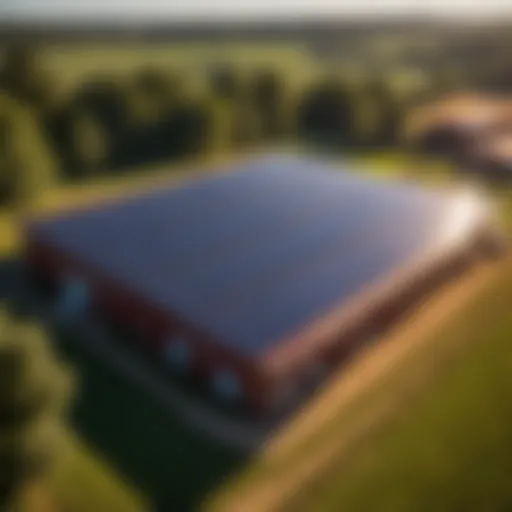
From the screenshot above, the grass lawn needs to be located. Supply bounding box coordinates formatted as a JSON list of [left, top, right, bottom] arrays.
[[286, 258, 512, 512], [53, 338, 245, 512], [47, 434, 150, 512]]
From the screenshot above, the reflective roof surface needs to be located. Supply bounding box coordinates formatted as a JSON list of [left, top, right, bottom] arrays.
[[31, 155, 467, 355]]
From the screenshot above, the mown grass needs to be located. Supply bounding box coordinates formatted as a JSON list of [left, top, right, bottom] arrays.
[[54, 336, 244, 512], [48, 434, 150, 512], [288, 259, 512, 512]]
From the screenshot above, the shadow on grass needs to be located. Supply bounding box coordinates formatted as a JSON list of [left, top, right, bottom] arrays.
[[57, 341, 248, 512], [0, 257, 248, 512], [0, 248, 489, 512]]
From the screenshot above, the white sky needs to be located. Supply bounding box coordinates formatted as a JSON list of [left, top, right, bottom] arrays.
[[1, 0, 512, 22]]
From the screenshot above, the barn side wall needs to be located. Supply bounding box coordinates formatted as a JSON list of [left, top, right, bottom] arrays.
[[23, 234, 270, 414], [263, 240, 476, 392]]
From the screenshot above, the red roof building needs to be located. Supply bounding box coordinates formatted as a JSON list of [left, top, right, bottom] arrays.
[[23, 155, 502, 415]]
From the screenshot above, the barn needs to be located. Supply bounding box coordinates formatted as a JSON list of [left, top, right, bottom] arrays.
[[405, 93, 511, 161], [22, 155, 504, 416], [467, 132, 512, 184]]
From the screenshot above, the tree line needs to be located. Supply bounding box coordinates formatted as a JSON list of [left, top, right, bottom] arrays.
[[0, 308, 73, 512], [0, 42, 441, 209]]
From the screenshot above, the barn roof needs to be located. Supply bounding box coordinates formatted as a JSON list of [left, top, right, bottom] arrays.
[[28, 155, 477, 356]]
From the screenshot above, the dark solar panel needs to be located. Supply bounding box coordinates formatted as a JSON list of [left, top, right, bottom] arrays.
[[31, 155, 461, 355]]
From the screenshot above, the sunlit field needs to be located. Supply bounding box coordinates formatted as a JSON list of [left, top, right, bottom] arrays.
[[39, 43, 317, 97]]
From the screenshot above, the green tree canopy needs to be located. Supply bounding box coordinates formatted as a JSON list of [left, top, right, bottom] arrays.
[[250, 68, 290, 141], [0, 93, 59, 210], [208, 64, 245, 102], [0, 312, 74, 510], [297, 75, 355, 149], [0, 42, 56, 112]]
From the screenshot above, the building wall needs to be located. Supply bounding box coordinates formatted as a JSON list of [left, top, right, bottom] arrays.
[[264, 241, 474, 390], [24, 231, 477, 417], [24, 235, 271, 414]]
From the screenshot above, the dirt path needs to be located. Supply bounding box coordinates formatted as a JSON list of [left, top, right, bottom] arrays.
[[214, 260, 503, 512], [24, 481, 59, 512]]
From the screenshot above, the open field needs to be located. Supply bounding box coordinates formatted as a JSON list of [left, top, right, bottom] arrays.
[[38, 43, 315, 97], [54, 336, 244, 512], [47, 434, 150, 512], [285, 257, 512, 512]]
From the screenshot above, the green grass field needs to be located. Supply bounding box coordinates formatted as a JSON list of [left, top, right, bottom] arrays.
[[54, 336, 244, 512], [48, 433, 150, 512], [38, 42, 315, 99], [286, 258, 512, 512]]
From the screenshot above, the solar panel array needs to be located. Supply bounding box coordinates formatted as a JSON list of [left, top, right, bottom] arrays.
[[31, 156, 458, 355]]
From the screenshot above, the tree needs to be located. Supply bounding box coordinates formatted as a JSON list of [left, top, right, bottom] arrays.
[[0, 42, 55, 112], [133, 68, 179, 110], [0, 312, 74, 511], [208, 64, 244, 102], [360, 75, 418, 148], [124, 69, 176, 128], [68, 109, 111, 179], [62, 78, 135, 173], [297, 76, 355, 149], [0, 94, 59, 210], [250, 69, 289, 141]]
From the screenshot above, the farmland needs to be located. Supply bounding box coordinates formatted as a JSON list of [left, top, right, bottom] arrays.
[[286, 256, 512, 512], [11, 148, 510, 512], [38, 43, 314, 95], [3, 27, 512, 512]]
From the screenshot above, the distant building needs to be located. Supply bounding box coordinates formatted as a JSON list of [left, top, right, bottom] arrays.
[[23, 155, 504, 416], [405, 93, 512, 161], [466, 131, 512, 183]]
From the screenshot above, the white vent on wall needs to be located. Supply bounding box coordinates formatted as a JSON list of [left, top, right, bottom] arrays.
[[57, 275, 90, 321], [211, 369, 242, 403], [164, 338, 190, 370]]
